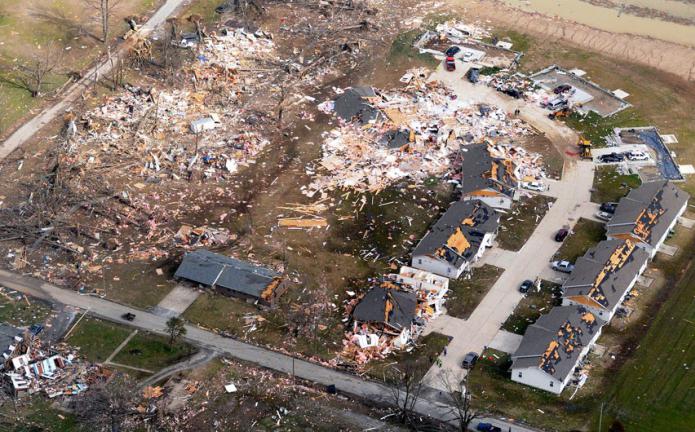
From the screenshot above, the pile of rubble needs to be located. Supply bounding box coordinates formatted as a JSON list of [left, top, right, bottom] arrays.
[[303, 71, 535, 198], [2, 328, 108, 399], [340, 266, 449, 366]]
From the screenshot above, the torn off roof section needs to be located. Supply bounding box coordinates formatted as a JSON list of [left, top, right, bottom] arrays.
[[352, 283, 417, 330], [459, 143, 519, 197], [607, 181, 689, 247]]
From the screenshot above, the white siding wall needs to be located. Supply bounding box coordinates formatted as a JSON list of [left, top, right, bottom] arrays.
[[411, 255, 466, 279], [462, 194, 512, 210]]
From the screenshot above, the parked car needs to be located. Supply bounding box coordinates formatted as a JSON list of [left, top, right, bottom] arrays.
[[627, 150, 649, 161], [122, 312, 136, 321], [552, 260, 575, 273], [445, 46, 461, 57], [462, 352, 479, 369], [445, 56, 456, 71], [462, 51, 476, 62], [596, 211, 613, 221], [476, 423, 502, 432], [521, 181, 546, 192], [599, 152, 625, 163], [546, 97, 568, 111], [467, 67, 481, 83], [555, 228, 569, 242], [519, 279, 534, 294], [553, 84, 572, 94], [600, 202, 618, 214], [503, 88, 522, 99]]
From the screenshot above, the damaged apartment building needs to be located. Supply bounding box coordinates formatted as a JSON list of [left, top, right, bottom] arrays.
[[511, 306, 605, 394], [562, 239, 649, 321], [606, 180, 689, 258], [411, 200, 500, 278], [174, 249, 287, 307]]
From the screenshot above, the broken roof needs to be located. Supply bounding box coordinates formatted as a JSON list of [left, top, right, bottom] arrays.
[[459, 143, 518, 197], [563, 239, 649, 311], [334, 86, 382, 124], [174, 249, 280, 299], [413, 200, 499, 268], [607, 181, 689, 247], [512, 306, 605, 381], [352, 283, 417, 330]]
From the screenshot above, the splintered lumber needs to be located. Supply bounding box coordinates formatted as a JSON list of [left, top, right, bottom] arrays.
[[277, 218, 328, 228]]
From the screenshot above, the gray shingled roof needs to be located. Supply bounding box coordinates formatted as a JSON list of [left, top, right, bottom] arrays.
[[174, 249, 279, 299], [459, 144, 516, 197], [512, 306, 605, 381], [606, 181, 689, 247], [562, 239, 649, 311], [412, 200, 499, 268], [352, 286, 417, 330], [334, 86, 382, 123]]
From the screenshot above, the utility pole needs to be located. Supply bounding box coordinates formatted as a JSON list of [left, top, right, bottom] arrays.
[[598, 402, 604, 432]]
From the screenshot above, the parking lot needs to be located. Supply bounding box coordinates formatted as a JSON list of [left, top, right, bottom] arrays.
[[531, 65, 630, 117]]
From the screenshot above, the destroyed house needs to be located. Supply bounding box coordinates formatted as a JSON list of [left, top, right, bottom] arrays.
[[334, 86, 383, 124], [352, 283, 417, 335], [606, 181, 689, 258], [562, 239, 649, 320], [412, 200, 499, 278], [0, 324, 23, 367], [174, 249, 286, 306], [511, 306, 605, 394], [458, 143, 520, 209]]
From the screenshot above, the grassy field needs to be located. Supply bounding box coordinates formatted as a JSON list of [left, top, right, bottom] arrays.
[[1, 396, 78, 432], [502, 280, 562, 335], [98, 261, 176, 309], [446, 265, 504, 319], [599, 251, 695, 430], [591, 166, 642, 204], [563, 110, 645, 147], [553, 218, 606, 263], [364, 332, 450, 384], [0, 293, 51, 327], [67, 317, 193, 372], [496, 195, 555, 251]]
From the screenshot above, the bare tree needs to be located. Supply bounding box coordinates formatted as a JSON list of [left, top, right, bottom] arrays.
[[4, 43, 63, 97], [84, 0, 123, 45], [166, 316, 187, 346], [187, 14, 208, 43], [73, 373, 138, 432], [389, 365, 424, 427], [439, 371, 477, 431]]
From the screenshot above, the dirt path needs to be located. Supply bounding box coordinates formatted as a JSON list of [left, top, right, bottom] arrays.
[[452, 0, 695, 82]]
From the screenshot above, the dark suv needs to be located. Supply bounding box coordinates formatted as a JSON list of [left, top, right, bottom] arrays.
[[600, 202, 618, 214], [462, 352, 479, 369], [555, 228, 569, 242]]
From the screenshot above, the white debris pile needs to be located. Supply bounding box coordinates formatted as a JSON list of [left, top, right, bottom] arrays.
[[200, 28, 276, 70], [303, 73, 535, 198]]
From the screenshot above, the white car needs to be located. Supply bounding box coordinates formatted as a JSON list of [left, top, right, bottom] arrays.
[[462, 51, 475, 62], [627, 151, 649, 161], [552, 260, 575, 273], [596, 211, 613, 221], [522, 181, 546, 192]]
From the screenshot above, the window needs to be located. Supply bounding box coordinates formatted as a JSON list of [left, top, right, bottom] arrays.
[[417, 259, 422, 265], [518, 372, 522, 378], [549, 381, 554, 387]]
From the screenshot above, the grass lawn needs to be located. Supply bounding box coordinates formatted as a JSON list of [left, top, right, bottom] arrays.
[[1, 396, 79, 432], [563, 110, 645, 148], [599, 250, 695, 431], [591, 166, 642, 204], [99, 261, 176, 309], [467, 348, 596, 431], [0, 293, 51, 327], [446, 265, 504, 319], [183, 292, 261, 336], [502, 280, 562, 335], [496, 195, 555, 251], [553, 218, 606, 263], [364, 332, 450, 384], [113, 331, 195, 371], [67, 317, 194, 373]]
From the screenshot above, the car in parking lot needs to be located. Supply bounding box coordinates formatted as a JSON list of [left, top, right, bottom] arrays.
[[445, 46, 461, 57], [521, 181, 546, 192], [553, 84, 572, 94], [555, 228, 569, 242], [519, 279, 534, 294], [596, 211, 613, 221], [551, 260, 575, 273], [627, 150, 649, 161], [462, 352, 479, 369], [462, 51, 475, 61], [600, 202, 618, 214], [445, 56, 456, 71], [599, 152, 625, 163]]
